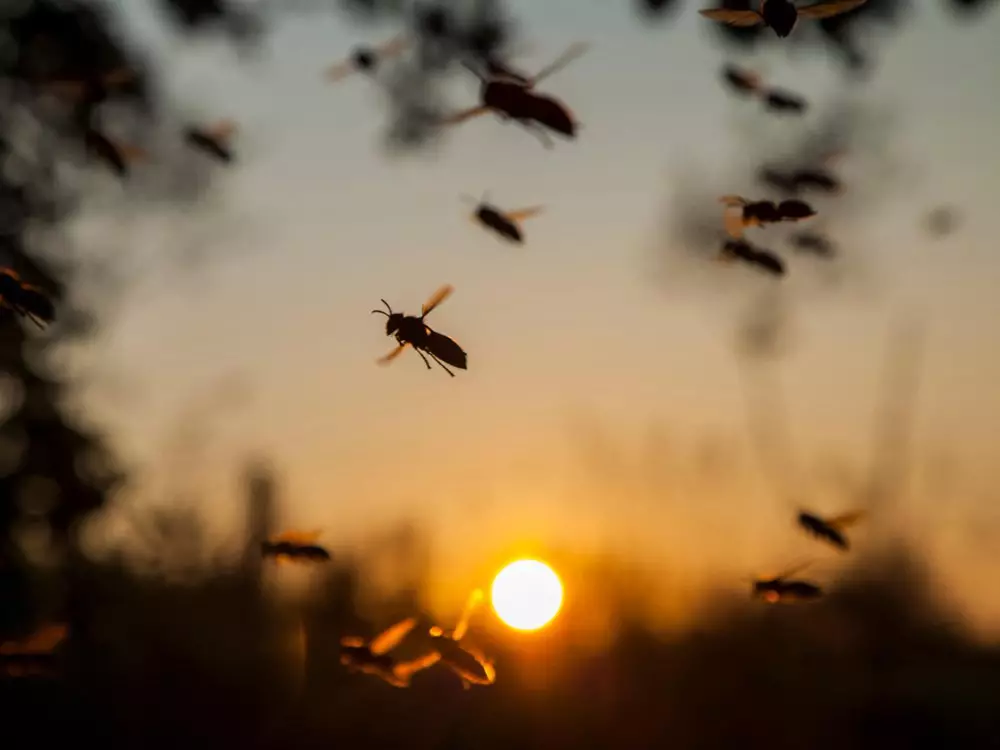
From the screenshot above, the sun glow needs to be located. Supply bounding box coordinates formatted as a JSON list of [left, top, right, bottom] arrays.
[[491, 559, 563, 631]]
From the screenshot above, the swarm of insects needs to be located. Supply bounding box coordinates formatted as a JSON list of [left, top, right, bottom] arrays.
[[0, 269, 56, 327], [372, 284, 468, 377], [463, 193, 544, 244], [442, 42, 591, 149], [700, 0, 870, 38], [261, 530, 332, 564], [720, 64, 807, 114], [796, 510, 866, 550], [424, 589, 496, 689], [340, 617, 441, 688], [751, 561, 823, 603]]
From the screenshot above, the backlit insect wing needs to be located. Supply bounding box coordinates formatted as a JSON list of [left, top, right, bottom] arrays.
[[339, 636, 367, 649], [451, 588, 485, 642], [393, 651, 442, 681], [775, 559, 814, 580], [422, 284, 453, 317], [699, 8, 766, 25], [440, 105, 492, 126], [272, 530, 322, 546], [369, 617, 418, 656], [504, 206, 544, 222], [826, 510, 867, 530], [723, 206, 748, 239], [722, 64, 764, 94], [797, 0, 869, 19], [529, 41, 592, 87], [203, 119, 237, 143], [0, 623, 68, 655], [378, 343, 408, 365]]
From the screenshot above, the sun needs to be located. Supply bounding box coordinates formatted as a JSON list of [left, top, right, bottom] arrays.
[[490, 559, 563, 632]]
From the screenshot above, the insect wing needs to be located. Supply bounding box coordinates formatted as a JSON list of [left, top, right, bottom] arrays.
[[272, 529, 322, 545], [394, 651, 442, 680], [504, 206, 544, 222], [425, 330, 467, 370], [530, 41, 591, 87], [378, 343, 408, 365], [827, 510, 866, 530], [369, 617, 418, 656], [797, 0, 869, 19], [0, 623, 68, 655], [376, 34, 410, 59], [440, 106, 491, 126], [451, 588, 484, 642], [421, 284, 453, 317], [325, 60, 357, 83], [340, 636, 366, 649], [776, 559, 813, 580], [699, 8, 765, 26], [723, 207, 747, 239]]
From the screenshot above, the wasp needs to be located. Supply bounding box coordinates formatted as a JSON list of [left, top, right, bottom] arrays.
[[751, 561, 823, 603], [184, 120, 238, 163], [340, 617, 441, 688], [372, 284, 468, 377], [0, 268, 56, 327], [758, 166, 842, 196], [324, 35, 410, 83], [700, 0, 870, 38], [797, 510, 866, 550], [719, 195, 816, 238], [462, 193, 544, 244], [0, 622, 68, 678], [425, 589, 495, 690], [717, 238, 785, 276], [789, 231, 836, 258], [442, 42, 591, 149], [721, 64, 807, 115], [84, 127, 147, 179], [260, 530, 331, 564]]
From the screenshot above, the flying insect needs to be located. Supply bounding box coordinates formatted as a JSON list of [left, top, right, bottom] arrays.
[[340, 617, 441, 688], [0, 268, 55, 327], [797, 509, 866, 550], [184, 120, 237, 163], [462, 193, 543, 244], [789, 231, 836, 257], [720, 195, 816, 238], [442, 42, 591, 148], [751, 561, 823, 602], [371, 284, 467, 377], [324, 35, 409, 83], [0, 622, 68, 678], [759, 166, 842, 196], [261, 530, 331, 564], [700, 0, 870, 39], [720, 64, 807, 114], [718, 238, 785, 276], [84, 127, 146, 178], [425, 589, 496, 689]]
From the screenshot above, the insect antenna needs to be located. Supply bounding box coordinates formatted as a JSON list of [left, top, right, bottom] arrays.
[[371, 299, 393, 316]]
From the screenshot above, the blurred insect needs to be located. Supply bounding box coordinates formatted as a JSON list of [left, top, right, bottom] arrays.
[[700, 0, 870, 38], [719, 195, 816, 238], [717, 238, 785, 277], [426, 589, 496, 690], [758, 166, 842, 196], [720, 64, 807, 115], [789, 231, 836, 258], [797, 509, 866, 550], [324, 35, 409, 83], [751, 561, 823, 602], [0, 622, 68, 678], [46, 68, 137, 127], [261, 530, 331, 564], [443, 42, 592, 148], [462, 193, 544, 244], [184, 120, 237, 163], [371, 284, 468, 377], [84, 128, 146, 178], [340, 617, 440, 688], [0, 268, 55, 328], [925, 206, 959, 238]]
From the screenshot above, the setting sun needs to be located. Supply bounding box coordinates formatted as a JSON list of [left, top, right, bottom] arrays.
[[490, 559, 564, 631]]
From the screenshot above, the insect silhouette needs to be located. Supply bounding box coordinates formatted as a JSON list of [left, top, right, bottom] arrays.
[[720, 64, 807, 115], [751, 561, 823, 603], [0, 622, 68, 678], [84, 128, 146, 178], [340, 617, 441, 688], [324, 35, 409, 83], [462, 193, 544, 244], [443, 42, 591, 148], [758, 166, 842, 196], [719, 195, 816, 238], [261, 530, 331, 564], [718, 238, 785, 276], [700, 0, 870, 38], [425, 589, 496, 690], [0, 268, 55, 327], [372, 285, 468, 377], [789, 231, 836, 258], [184, 120, 238, 163], [797, 510, 866, 550]]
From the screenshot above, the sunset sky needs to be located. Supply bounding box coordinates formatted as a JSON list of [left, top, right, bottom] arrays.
[[62, 1, 1000, 633]]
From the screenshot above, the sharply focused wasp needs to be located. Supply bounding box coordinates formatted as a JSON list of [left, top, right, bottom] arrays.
[[700, 0, 870, 39], [0, 268, 56, 327], [442, 42, 591, 148], [751, 561, 823, 603], [371, 284, 468, 377], [324, 35, 410, 83], [260, 530, 331, 564], [184, 120, 238, 163], [463, 193, 544, 244], [425, 589, 495, 690], [796, 510, 866, 551], [340, 617, 441, 688], [719, 195, 816, 238]]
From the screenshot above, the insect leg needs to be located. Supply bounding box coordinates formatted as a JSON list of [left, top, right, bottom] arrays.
[[427, 352, 456, 378], [414, 348, 433, 370]]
